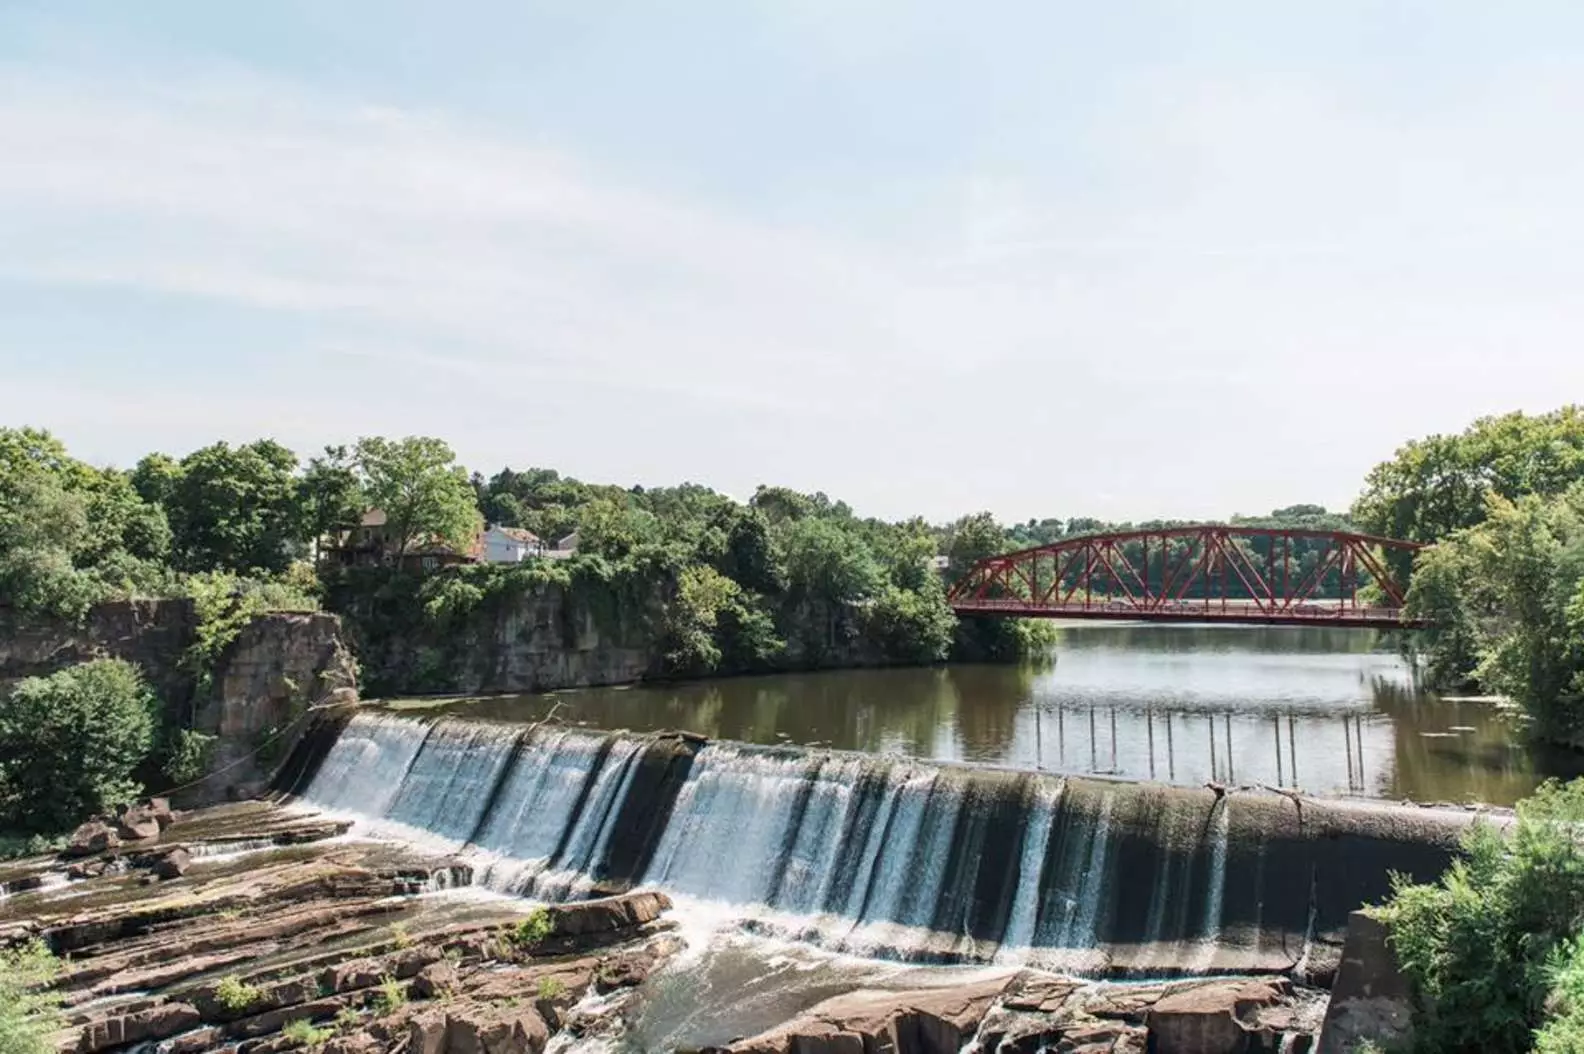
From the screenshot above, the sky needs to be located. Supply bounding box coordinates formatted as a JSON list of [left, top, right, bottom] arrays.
[[2, 2, 1583, 525]]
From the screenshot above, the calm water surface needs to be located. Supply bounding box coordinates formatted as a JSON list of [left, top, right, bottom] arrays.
[[418, 624, 1584, 806]]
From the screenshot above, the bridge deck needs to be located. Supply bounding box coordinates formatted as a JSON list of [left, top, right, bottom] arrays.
[[950, 598, 1424, 629]]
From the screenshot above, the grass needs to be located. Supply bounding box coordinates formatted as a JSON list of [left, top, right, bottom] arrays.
[[536, 976, 565, 1001], [281, 1018, 333, 1049], [510, 908, 553, 949], [390, 922, 414, 949], [0, 941, 63, 1054], [334, 1006, 363, 1032], [214, 974, 263, 1012], [374, 975, 407, 1016]]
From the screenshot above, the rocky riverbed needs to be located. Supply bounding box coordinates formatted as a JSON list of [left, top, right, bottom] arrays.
[[0, 800, 1332, 1053]]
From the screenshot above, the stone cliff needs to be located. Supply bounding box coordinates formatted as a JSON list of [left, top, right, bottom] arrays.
[[0, 599, 357, 804]]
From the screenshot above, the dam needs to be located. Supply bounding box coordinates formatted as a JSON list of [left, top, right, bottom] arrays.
[[281, 709, 1472, 978]]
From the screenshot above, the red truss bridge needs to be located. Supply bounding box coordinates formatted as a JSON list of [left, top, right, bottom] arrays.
[[947, 525, 1427, 629]]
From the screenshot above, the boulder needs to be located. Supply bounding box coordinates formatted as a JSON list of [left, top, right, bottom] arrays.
[[403, 1007, 449, 1054], [67, 857, 110, 879], [1144, 979, 1288, 1054], [115, 812, 162, 842], [77, 1001, 201, 1053], [413, 961, 459, 999], [152, 847, 191, 880], [65, 820, 120, 857], [728, 975, 1015, 1054], [445, 1001, 551, 1054], [548, 891, 672, 938]]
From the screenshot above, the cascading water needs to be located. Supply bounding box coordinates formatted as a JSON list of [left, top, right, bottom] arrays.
[[290, 711, 1466, 974]]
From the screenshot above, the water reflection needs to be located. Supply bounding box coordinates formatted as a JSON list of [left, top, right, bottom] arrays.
[[421, 625, 1584, 806]]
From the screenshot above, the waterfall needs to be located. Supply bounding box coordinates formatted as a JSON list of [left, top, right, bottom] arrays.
[[291, 711, 1465, 973]]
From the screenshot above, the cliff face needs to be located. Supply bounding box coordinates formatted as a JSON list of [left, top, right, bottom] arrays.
[[0, 600, 358, 804], [0, 600, 198, 723], [195, 611, 359, 801], [343, 580, 661, 697]]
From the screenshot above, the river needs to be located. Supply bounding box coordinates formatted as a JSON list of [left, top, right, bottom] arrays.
[[412, 623, 1584, 807]]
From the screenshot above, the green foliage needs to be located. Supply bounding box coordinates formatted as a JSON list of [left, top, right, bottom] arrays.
[[180, 570, 319, 695], [511, 908, 553, 949], [0, 659, 156, 834], [1375, 779, 1584, 1053], [863, 583, 955, 664], [780, 517, 885, 605], [1354, 407, 1584, 578], [296, 446, 365, 554], [355, 436, 480, 560], [536, 976, 565, 1000], [373, 975, 407, 1015], [162, 728, 217, 786], [0, 833, 66, 861], [1405, 488, 1584, 739], [136, 440, 303, 575], [1535, 937, 1584, 1053], [215, 974, 264, 1012], [0, 941, 63, 1054], [281, 1018, 333, 1048], [0, 427, 171, 621]]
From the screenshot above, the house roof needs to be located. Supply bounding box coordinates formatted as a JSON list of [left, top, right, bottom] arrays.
[[360, 509, 388, 527], [490, 525, 541, 544]]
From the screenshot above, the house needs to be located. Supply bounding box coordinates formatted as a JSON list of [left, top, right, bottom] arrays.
[[482, 524, 544, 563], [320, 509, 482, 571]]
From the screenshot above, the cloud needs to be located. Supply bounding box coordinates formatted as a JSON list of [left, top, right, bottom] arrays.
[[2, 55, 1584, 523]]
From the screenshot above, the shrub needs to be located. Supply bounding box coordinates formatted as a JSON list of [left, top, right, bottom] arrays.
[[0, 659, 157, 834], [511, 908, 553, 949], [0, 941, 62, 1054], [536, 976, 565, 1000], [374, 975, 406, 1016], [1536, 937, 1584, 1053], [1375, 778, 1584, 1052], [214, 974, 263, 1012], [281, 1018, 332, 1048]]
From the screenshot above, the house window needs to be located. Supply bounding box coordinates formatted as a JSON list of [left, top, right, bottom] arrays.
[[421, 556, 438, 570]]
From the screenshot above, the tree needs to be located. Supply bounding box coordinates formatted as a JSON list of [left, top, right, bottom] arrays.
[[944, 511, 1006, 581], [0, 428, 170, 620], [1353, 408, 1584, 580], [1406, 487, 1584, 741], [0, 659, 157, 834], [355, 436, 480, 562], [295, 445, 365, 557], [780, 517, 884, 605], [143, 440, 303, 575]]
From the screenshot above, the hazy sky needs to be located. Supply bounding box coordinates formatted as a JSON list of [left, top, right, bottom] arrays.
[[2, 3, 1582, 524]]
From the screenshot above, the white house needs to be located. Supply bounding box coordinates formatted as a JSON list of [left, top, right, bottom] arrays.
[[481, 524, 544, 563]]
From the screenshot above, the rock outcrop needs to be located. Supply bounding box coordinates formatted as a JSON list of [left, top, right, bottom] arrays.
[[723, 974, 1325, 1054], [0, 803, 680, 1054]]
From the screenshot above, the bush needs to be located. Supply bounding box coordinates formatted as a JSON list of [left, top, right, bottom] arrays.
[[1375, 779, 1584, 1053], [0, 659, 157, 834], [511, 908, 553, 949], [0, 941, 62, 1054], [281, 1018, 333, 1048], [214, 974, 263, 1012]]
